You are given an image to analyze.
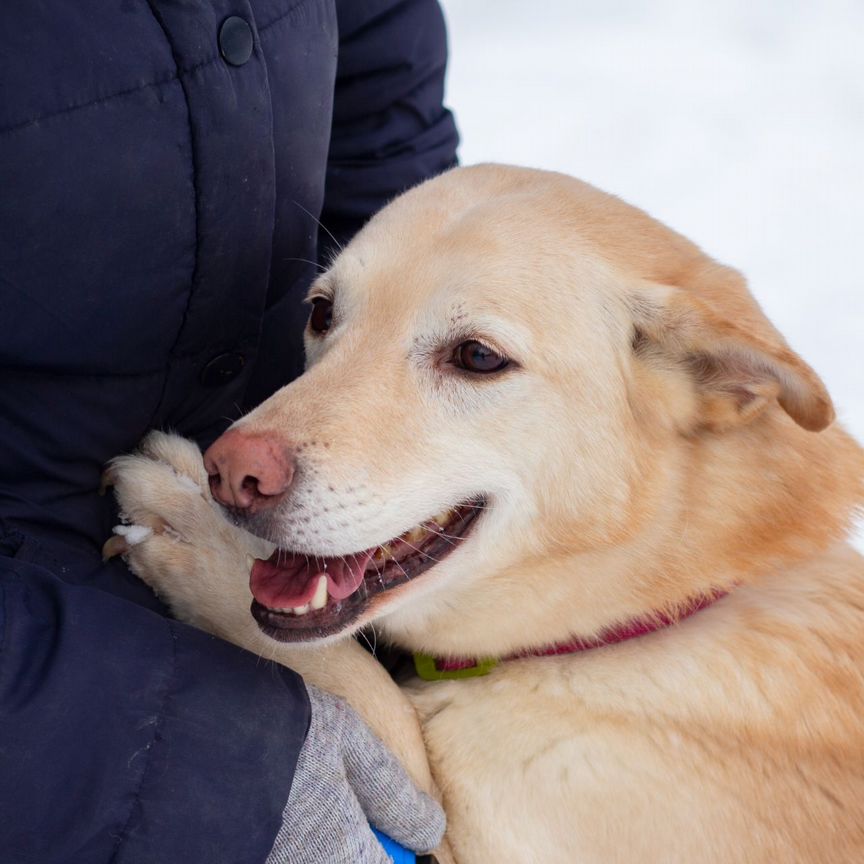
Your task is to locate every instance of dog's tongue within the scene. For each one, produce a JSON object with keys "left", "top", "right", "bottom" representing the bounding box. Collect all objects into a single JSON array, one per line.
[{"left": 250, "top": 550, "right": 374, "bottom": 608}]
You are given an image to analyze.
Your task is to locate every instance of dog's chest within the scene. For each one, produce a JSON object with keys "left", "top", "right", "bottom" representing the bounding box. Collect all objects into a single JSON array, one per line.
[
  {"left": 405, "top": 665, "right": 635, "bottom": 863},
  {"left": 404, "top": 659, "right": 746, "bottom": 864}
]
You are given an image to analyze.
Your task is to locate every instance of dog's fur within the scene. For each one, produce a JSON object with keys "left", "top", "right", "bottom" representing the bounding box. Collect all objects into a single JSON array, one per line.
[{"left": 111, "top": 165, "right": 864, "bottom": 863}]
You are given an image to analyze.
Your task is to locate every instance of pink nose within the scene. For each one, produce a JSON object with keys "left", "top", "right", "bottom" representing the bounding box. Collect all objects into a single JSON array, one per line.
[{"left": 203, "top": 429, "right": 296, "bottom": 511}]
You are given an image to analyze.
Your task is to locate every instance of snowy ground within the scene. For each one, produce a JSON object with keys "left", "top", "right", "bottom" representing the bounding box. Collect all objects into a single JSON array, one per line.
[{"left": 440, "top": 0, "right": 863, "bottom": 548}]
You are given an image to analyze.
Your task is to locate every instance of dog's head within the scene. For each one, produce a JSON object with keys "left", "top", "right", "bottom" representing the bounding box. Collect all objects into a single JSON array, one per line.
[{"left": 204, "top": 165, "right": 858, "bottom": 654}]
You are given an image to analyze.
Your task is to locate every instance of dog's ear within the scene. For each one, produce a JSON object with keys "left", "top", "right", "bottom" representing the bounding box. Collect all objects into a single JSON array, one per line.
[{"left": 629, "top": 284, "right": 834, "bottom": 432}]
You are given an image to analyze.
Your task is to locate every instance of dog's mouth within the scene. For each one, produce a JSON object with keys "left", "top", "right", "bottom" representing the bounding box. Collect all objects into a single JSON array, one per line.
[{"left": 249, "top": 499, "right": 485, "bottom": 641}]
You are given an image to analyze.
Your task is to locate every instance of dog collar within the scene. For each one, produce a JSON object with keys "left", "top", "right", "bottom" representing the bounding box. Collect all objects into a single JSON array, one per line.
[{"left": 413, "top": 588, "right": 727, "bottom": 681}]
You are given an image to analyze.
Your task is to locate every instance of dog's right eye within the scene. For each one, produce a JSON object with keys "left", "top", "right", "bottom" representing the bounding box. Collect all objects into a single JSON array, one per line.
[
  {"left": 309, "top": 298, "right": 333, "bottom": 335},
  {"left": 454, "top": 340, "right": 510, "bottom": 374}
]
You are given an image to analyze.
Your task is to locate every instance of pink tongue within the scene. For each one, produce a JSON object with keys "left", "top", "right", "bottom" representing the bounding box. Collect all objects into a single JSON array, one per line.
[{"left": 249, "top": 550, "right": 375, "bottom": 608}]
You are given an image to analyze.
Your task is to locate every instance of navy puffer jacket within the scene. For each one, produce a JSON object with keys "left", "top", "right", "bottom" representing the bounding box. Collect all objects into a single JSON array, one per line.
[{"left": 0, "top": 1, "right": 458, "bottom": 861}]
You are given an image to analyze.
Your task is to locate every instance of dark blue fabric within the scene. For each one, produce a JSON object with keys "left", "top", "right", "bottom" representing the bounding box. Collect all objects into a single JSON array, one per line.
[{"left": 0, "top": 0, "right": 458, "bottom": 861}]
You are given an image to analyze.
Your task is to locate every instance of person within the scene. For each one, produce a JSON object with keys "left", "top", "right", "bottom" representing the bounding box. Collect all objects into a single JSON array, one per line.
[{"left": 0, "top": 1, "right": 459, "bottom": 861}]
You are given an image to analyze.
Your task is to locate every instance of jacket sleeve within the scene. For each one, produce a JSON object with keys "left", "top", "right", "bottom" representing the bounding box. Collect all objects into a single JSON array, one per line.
[
  {"left": 320, "top": 0, "right": 460, "bottom": 259},
  {"left": 0, "top": 534, "right": 310, "bottom": 864}
]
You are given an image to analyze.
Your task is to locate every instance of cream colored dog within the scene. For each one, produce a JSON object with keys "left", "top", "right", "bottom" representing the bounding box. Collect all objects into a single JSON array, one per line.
[{"left": 108, "top": 165, "right": 864, "bottom": 864}]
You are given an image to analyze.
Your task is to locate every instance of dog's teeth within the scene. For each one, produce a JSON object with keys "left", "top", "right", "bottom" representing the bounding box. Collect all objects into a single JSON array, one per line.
[
  {"left": 246, "top": 554, "right": 255, "bottom": 571},
  {"left": 433, "top": 510, "right": 452, "bottom": 527},
  {"left": 375, "top": 545, "right": 393, "bottom": 562},
  {"left": 310, "top": 575, "right": 328, "bottom": 610},
  {"left": 292, "top": 603, "right": 311, "bottom": 615},
  {"left": 406, "top": 526, "right": 426, "bottom": 544}
]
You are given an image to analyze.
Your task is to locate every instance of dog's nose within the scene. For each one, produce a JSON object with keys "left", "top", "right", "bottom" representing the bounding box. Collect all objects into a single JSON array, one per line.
[{"left": 203, "top": 429, "right": 296, "bottom": 511}]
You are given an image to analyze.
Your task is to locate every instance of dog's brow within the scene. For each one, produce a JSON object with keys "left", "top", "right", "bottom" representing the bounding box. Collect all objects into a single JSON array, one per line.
[
  {"left": 458, "top": 312, "right": 532, "bottom": 357},
  {"left": 412, "top": 308, "right": 532, "bottom": 361},
  {"left": 305, "top": 276, "right": 335, "bottom": 301}
]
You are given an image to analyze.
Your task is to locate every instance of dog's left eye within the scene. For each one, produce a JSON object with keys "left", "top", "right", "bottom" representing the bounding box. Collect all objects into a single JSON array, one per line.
[
  {"left": 309, "top": 297, "right": 333, "bottom": 335},
  {"left": 454, "top": 340, "right": 509, "bottom": 374}
]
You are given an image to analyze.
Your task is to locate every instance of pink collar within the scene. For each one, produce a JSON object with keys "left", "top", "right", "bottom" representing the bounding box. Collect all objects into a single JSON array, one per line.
[{"left": 413, "top": 589, "right": 727, "bottom": 681}]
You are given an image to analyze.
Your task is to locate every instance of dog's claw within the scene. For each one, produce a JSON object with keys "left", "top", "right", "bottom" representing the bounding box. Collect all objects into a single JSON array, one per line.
[
  {"left": 101, "top": 534, "right": 129, "bottom": 562},
  {"left": 98, "top": 466, "right": 117, "bottom": 496}
]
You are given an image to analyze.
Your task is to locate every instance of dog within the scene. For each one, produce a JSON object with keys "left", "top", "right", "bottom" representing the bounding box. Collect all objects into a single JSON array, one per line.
[{"left": 108, "top": 164, "right": 864, "bottom": 863}]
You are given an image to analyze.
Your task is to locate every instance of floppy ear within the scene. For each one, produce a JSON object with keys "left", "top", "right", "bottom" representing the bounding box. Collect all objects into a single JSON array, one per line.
[{"left": 629, "top": 284, "right": 834, "bottom": 432}]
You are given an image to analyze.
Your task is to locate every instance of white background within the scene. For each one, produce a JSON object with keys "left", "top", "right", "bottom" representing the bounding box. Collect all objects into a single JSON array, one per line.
[{"left": 440, "top": 0, "right": 863, "bottom": 547}]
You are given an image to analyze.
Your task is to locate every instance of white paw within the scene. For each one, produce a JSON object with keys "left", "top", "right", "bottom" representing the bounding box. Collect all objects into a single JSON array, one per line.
[{"left": 104, "top": 431, "right": 273, "bottom": 634}]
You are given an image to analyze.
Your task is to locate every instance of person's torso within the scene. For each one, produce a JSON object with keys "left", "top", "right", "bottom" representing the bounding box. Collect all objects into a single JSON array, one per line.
[{"left": 0, "top": 0, "right": 337, "bottom": 581}]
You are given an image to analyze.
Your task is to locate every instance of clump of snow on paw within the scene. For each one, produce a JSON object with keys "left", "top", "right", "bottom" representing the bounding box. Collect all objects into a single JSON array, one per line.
[
  {"left": 174, "top": 473, "right": 202, "bottom": 494},
  {"left": 112, "top": 524, "right": 153, "bottom": 545}
]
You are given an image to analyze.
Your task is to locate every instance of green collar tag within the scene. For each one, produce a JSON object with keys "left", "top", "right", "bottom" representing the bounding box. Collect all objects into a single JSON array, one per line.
[{"left": 413, "top": 652, "right": 499, "bottom": 681}]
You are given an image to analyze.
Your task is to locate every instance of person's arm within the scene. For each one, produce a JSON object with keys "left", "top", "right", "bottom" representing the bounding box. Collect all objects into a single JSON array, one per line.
[
  {"left": 320, "top": 0, "right": 460, "bottom": 259},
  {"left": 0, "top": 539, "right": 444, "bottom": 863},
  {"left": 0, "top": 540, "right": 308, "bottom": 863}
]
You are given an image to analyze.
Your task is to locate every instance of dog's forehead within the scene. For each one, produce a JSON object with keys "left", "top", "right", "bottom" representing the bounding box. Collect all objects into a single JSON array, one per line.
[
  {"left": 325, "top": 164, "right": 732, "bottom": 356},
  {"left": 346, "top": 164, "right": 717, "bottom": 295},
  {"left": 333, "top": 184, "right": 616, "bottom": 318},
  {"left": 333, "top": 237, "right": 610, "bottom": 357}
]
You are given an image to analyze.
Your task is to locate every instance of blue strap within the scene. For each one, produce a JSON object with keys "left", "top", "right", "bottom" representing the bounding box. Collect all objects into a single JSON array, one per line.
[{"left": 372, "top": 828, "right": 416, "bottom": 863}]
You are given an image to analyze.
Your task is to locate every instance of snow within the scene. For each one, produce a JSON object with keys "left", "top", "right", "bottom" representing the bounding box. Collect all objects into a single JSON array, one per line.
[
  {"left": 113, "top": 524, "right": 153, "bottom": 546},
  {"left": 440, "top": 0, "right": 863, "bottom": 549}
]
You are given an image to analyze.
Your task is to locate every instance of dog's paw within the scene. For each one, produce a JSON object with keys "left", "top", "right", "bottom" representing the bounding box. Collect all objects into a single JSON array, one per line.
[
  {"left": 104, "top": 431, "right": 273, "bottom": 634},
  {"left": 105, "top": 431, "right": 215, "bottom": 554}
]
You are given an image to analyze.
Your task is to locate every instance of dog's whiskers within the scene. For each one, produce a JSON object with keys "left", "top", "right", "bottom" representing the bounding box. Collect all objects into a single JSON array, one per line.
[
  {"left": 397, "top": 537, "right": 442, "bottom": 564},
  {"left": 291, "top": 199, "right": 344, "bottom": 260},
  {"left": 429, "top": 529, "right": 461, "bottom": 545},
  {"left": 358, "top": 623, "right": 379, "bottom": 657},
  {"left": 369, "top": 547, "right": 387, "bottom": 587},
  {"left": 281, "top": 255, "right": 328, "bottom": 273},
  {"left": 386, "top": 547, "right": 413, "bottom": 583}
]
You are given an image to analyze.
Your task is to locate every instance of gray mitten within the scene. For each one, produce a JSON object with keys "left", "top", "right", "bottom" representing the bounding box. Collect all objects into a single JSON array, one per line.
[{"left": 266, "top": 684, "right": 445, "bottom": 864}]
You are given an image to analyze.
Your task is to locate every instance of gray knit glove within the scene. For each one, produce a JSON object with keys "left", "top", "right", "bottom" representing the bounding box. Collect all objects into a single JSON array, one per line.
[{"left": 266, "top": 684, "right": 445, "bottom": 864}]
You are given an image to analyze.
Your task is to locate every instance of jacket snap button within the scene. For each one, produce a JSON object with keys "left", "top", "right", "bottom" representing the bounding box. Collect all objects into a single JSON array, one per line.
[
  {"left": 200, "top": 352, "right": 246, "bottom": 387},
  {"left": 219, "top": 16, "right": 254, "bottom": 67}
]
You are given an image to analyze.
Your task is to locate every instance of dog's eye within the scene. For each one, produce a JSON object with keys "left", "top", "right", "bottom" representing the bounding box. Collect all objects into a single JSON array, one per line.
[
  {"left": 309, "top": 297, "right": 333, "bottom": 335},
  {"left": 454, "top": 340, "right": 509, "bottom": 374}
]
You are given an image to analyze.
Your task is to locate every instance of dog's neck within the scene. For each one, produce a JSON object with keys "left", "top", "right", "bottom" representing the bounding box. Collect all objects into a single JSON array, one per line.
[{"left": 413, "top": 585, "right": 729, "bottom": 680}]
